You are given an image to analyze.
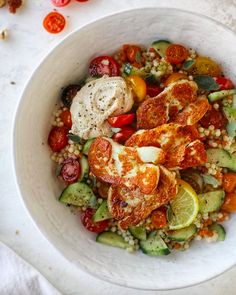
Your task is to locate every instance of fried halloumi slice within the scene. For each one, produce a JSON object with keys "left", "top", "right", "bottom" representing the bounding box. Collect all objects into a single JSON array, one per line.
[
  {"left": 137, "top": 80, "right": 198, "bottom": 129},
  {"left": 108, "top": 166, "right": 177, "bottom": 229},
  {"left": 125, "top": 123, "right": 207, "bottom": 169},
  {"left": 88, "top": 137, "right": 166, "bottom": 194},
  {"left": 172, "top": 96, "right": 210, "bottom": 125}
]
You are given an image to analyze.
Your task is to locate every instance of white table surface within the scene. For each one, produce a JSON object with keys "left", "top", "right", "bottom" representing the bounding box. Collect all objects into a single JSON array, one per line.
[{"left": 1, "top": 0, "right": 236, "bottom": 294}]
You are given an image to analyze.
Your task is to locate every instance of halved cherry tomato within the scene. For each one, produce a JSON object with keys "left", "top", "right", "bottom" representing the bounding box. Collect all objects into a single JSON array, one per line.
[
  {"left": 76, "top": 0, "right": 89, "bottom": 2},
  {"left": 146, "top": 84, "right": 162, "bottom": 97},
  {"left": 166, "top": 44, "right": 189, "bottom": 65},
  {"left": 81, "top": 208, "right": 109, "bottom": 233},
  {"left": 221, "top": 193, "right": 236, "bottom": 212},
  {"left": 189, "top": 56, "right": 221, "bottom": 76},
  {"left": 164, "top": 72, "right": 188, "bottom": 87},
  {"left": 108, "top": 114, "right": 135, "bottom": 128},
  {"left": 200, "top": 108, "right": 227, "bottom": 129},
  {"left": 112, "top": 126, "right": 136, "bottom": 144},
  {"left": 60, "top": 158, "right": 81, "bottom": 183},
  {"left": 48, "top": 126, "right": 68, "bottom": 152},
  {"left": 43, "top": 12, "right": 66, "bottom": 34},
  {"left": 123, "top": 44, "right": 143, "bottom": 64},
  {"left": 222, "top": 173, "right": 236, "bottom": 193},
  {"left": 60, "top": 110, "right": 72, "bottom": 129},
  {"left": 151, "top": 207, "right": 167, "bottom": 229},
  {"left": 89, "top": 56, "right": 120, "bottom": 77},
  {"left": 126, "top": 75, "right": 147, "bottom": 102},
  {"left": 215, "top": 77, "right": 233, "bottom": 90},
  {"left": 51, "top": 0, "right": 71, "bottom": 7}
]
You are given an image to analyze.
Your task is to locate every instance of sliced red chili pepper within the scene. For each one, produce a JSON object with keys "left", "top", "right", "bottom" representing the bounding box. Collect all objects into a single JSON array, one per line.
[
  {"left": 146, "top": 84, "right": 162, "bottom": 97},
  {"left": 60, "top": 158, "right": 81, "bottom": 183},
  {"left": 43, "top": 12, "right": 66, "bottom": 34},
  {"left": 215, "top": 77, "right": 233, "bottom": 90},
  {"left": 48, "top": 126, "right": 68, "bottom": 152},
  {"left": 89, "top": 56, "right": 120, "bottom": 77},
  {"left": 108, "top": 114, "right": 135, "bottom": 128},
  {"left": 112, "top": 126, "right": 136, "bottom": 144},
  {"left": 81, "top": 208, "right": 109, "bottom": 233}
]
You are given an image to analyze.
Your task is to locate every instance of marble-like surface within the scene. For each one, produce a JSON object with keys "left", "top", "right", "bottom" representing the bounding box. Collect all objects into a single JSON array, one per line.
[{"left": 0, "top": 0, "right": 236, "bottom": 294}]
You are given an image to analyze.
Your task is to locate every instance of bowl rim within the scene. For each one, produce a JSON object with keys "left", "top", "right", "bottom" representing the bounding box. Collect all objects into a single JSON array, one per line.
[{"left": 12, "top": 6, "right": 236, "bottom": 291}]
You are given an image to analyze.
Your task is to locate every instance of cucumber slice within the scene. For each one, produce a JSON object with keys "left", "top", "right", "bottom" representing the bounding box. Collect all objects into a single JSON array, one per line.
[
  {"left": 209, "top": 223, "right": 226, "bottom": 241},
  {"left": 140, "top": 231, "right": 170, "bottom": 256},
  {"left": 167, "top": 224, "right": 197, "bottom": 242},
  {"left": 82, "top": 139, "right": 94, "bottom": 155},
  {"left": 208, "top": 89, "right": 236, "bottom": 102},
  {"left": 207, "top": 148, "right": 236, "bottom": 172},
  {"left": 78, "top": 155, "right": 89, "bottom": 181},
  {"left": 223, "top": 106, "right": 236, "bottom": 122},
  {"left": 93, "top": 200, "right": 112, "bottom": 222},
  {"left": 59, "top": 182, "right": 97, "bottom": 208},
  {"left": 198, "top": 190, "right": 225, "bottom": 214},
  {"left": 226, "top": 122, "right": 236, "bottom": 138},
  {"left": 202, "top": 174, "right": 220, "bottom": 188},
  {"left": 151, "top": 40, "right": 171, "bottom": 57},
  {"left": 129, "top": 226, "right": 147, "bottom": 241},
  {"left": 96, "top": 232, "right": 130, "bottom": 249}
]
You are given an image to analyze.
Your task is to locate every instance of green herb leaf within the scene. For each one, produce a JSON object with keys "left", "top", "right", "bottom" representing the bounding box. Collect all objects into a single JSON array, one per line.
[
  {"left": 135, "top": 51, "right": 142, "bottom": 64},
  {"left": 182, "top": 59, "right": 195, "bottom": 70},
  {"left": 68, "top": 133, "right": 83, "bottom": 144},
  {"left": 193, "top": 75, "right": 220, "bottom": 91}
]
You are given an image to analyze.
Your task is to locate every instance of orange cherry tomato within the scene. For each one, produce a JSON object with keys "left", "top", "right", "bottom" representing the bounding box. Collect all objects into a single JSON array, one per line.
[
  {"left": 126, "top": 75, "right": 147, "bottom": 102},
  {"left": 123, "top": 44, "right": 142, "bottom": 64},
  {"left": 151, "top": 207, "right": 167, "bottom": 229},
  {"left": 164, "top": 72, "right": 188, "bottom": 87},
  {"left": 166, "top": 44, "right": 189, "bottom": 65},
  {"left": 43, "top": 12, "right": 66, "bottom": 34},
  {"left": 221, "top": 193, "right": 236, "bottom": 212},
  {"left": 222, "top": 173, "right": 236, "bottom": 193},
  {"left": 189, "top": 56, "right": 221, "bottom": 76},
  {"left": 60, "top": 110, "right": 72, "bottom": 129}
]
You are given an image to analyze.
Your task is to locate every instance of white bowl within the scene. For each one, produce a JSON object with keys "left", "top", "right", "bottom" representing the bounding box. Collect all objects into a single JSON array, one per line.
[{"left": 13, "top": 7, "right": 236, "bottom": 290}]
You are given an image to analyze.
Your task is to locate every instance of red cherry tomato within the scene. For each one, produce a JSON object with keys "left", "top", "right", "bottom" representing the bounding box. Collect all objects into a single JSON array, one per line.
[
  {"left": 51, "top": 0, "right": 71, "bottom": 7},
  {"left": 43, "top": 12, "right": 66, "bottom": 34},
  {"left": 60, "top": 158, "right": 81, "bottom": 183},
  {"left": 108, "top": 114, "right": 135, "bottom": 128},
  {"left": 215, "top": 77, "right": 233, "bottom": 90},
  {"left": 76, "top": 0, "right": 89, "bottom": 1},
  {"left": 146, "top": 84, "right": 162, "bottom": 97},
  {"left": 200, "top": 108, "right": 227, "bottom": 129},
  {"left": 81, "top": 208, "right": 109, "bottom": 233},
  {"left": 60, "top": 110, "right": 72, "bottom": 129},
  {"left": 112, "top": 126, "right": 136, "bottom": 144},
  {"left": 89, "top": 56, "right": 120, "bottom": 77},
  {"left": 48, "top": 126, "right": 68, "bottom": 152},
  {"left": 166, "top": 44, "right": 189, "bottom": 65}
]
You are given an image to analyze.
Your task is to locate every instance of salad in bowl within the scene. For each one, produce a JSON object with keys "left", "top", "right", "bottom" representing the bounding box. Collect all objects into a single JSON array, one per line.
[{"left": 47, "top": 40, "right": 236, "bottom": 256}]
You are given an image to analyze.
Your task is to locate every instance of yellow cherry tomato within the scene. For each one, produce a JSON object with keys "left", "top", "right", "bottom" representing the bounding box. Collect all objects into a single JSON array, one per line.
[
  {"left": 189, "top": 56, "right": 221, "bottom": 76},
  {"left": 126, "top": 75, "right": 147, "bottom": 102},
  {"left": 164, "top": 72, "right": 188, "bottom": 87}
]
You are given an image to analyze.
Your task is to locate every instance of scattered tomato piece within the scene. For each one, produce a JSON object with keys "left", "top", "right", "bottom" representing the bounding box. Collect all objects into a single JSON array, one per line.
[
  {"left": 81, "top": 208, "right": 109, "bottom": 233},
  {"left": 43, "top": 12, "right": 66, "bottom": 34},
  {"left": 215, "top": 77, "right": 233, "bottom": 90},
  {"left": 108, "top": 114, "right": 135, "bottom": 128},
  {"left": 146, "top": 84, "right": 162, "bottom": 97},
  {"left": 48, "top": 126, "right": 68, "bottom": 152},
  {"left": 112, "top": 126, "right": 136, "bottom": 144},
  {"left": 151, "top": 207, "right": 167, "bottom": 229},
  {"left": 89, "top": 56, "right": 120, "bottom": 77},
  {"left": 7, "top": 0, "right": 22, "bottom": 13},
  {"left": 60, "top": 158, "right": 81, "bottom": 183},
  {"left": 51, "top": 0, "right": 71, "bottom": 7},
  {"left": 200, "top": 108, "right": 227, "bottom": 129},
  {"left": 126, "top": 75, "right": 147, "bottom": 102},
  {"left": 60, "top": 110, "right": 72, "bottom": 129},
  {"left": 222, "top": 173, "right": 236, "bottom": 193},
  {"left": 166, "top": 44, "right": 189, "bottom": 65},
  {"left": 221, "top": 193, "right": 236, "bottom": 212}
]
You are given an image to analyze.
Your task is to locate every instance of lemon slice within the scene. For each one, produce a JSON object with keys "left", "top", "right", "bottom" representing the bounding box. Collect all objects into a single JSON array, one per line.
[{"left": 167, "top": 179, "right": 199, "bottom": 230}]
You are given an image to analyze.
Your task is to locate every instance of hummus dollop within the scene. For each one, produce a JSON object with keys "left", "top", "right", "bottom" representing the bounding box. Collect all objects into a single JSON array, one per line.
[{"left": 70, "top": 76, "right": 134, "bottom": 139}]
